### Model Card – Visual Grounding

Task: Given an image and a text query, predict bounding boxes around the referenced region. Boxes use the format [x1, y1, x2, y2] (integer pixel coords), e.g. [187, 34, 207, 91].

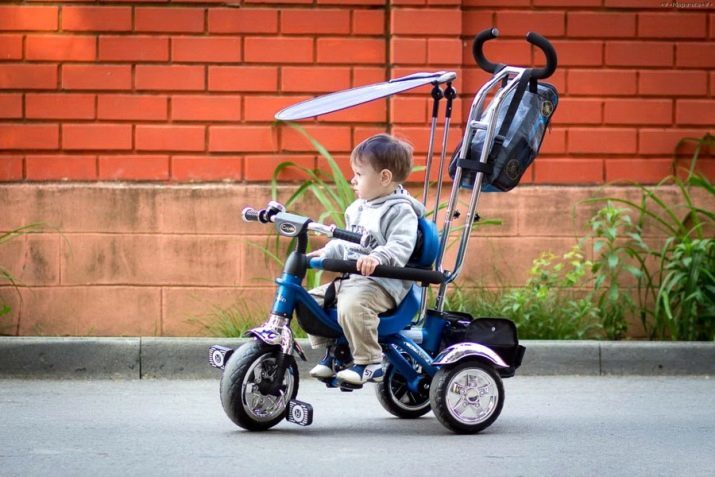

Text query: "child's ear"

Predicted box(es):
[380, 169, 393, 184]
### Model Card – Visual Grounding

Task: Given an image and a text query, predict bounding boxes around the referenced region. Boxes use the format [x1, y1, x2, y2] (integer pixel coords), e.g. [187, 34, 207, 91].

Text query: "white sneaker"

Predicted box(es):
[336, 363, 384, 385]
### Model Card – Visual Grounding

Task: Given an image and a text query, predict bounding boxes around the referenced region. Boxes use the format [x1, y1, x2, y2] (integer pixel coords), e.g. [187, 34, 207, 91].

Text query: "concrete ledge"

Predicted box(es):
[0, 337, 713, 379]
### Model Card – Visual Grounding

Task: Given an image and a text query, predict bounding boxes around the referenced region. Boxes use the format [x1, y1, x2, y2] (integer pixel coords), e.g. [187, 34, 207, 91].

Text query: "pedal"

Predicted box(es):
[339, 382, 363, 391]
[208, 345, 233, 370]
[286, 400, 313, 426]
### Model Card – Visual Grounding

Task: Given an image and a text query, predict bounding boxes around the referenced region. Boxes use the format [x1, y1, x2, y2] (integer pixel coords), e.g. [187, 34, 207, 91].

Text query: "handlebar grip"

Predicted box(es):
[526, 31, 558, 80]
[472, 28, 501, 74]
[332, 228, 363, 244]
[242, 207, 260, 222]
[321, 259, 446, 285]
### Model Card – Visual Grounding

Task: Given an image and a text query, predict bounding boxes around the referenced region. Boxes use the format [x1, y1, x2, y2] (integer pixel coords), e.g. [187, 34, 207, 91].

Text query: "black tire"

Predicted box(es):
[219, 340, 299, 431]
[429, 359, 504, 434]
[375, 363, 431, 419]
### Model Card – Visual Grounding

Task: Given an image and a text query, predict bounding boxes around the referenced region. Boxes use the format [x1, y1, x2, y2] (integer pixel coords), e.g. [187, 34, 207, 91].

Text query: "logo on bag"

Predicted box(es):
[505, 158, 520, 180]
[541, 100, 554, 118]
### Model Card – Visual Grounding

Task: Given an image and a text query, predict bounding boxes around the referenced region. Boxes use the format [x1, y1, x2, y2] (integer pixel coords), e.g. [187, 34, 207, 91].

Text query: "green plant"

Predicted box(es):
[498, 247, 601, 340]
[587, 133, 715, 340]
[191, 299, 307, 339]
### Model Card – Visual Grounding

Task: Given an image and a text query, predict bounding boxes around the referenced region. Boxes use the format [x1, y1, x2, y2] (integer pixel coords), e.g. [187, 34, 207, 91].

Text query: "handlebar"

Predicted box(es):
[320, 259, 446, 285]
[472, 28, 557, 80]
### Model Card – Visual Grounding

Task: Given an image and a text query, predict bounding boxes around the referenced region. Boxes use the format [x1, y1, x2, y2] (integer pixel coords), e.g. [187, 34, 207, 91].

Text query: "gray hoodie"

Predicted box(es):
[322, 186, 426, 304]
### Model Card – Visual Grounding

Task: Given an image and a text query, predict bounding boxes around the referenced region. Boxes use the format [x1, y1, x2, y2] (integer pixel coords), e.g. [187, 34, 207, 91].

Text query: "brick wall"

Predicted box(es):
[0, 1, 712, 184]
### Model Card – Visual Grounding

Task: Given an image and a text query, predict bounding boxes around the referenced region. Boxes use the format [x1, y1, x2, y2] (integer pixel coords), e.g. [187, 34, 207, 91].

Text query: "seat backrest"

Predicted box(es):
[407, 217, 440, 268]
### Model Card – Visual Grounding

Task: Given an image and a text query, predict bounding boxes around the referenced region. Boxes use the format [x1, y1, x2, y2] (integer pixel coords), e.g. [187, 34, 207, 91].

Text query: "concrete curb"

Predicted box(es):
[0, 337, 713, 379]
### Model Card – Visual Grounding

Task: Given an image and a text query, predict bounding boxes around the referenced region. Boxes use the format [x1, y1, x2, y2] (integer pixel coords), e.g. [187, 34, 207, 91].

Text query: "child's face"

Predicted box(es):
[350, 159, 392, 201]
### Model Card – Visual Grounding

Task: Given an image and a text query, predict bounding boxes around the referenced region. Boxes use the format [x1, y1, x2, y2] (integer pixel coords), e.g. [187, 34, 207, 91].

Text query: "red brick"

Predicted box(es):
[172, 37, 242, 63]
[0, 94, 22, 119]
[569, 128, 637, 154]
[352, 9, 385, 35]
[391, 38, 426, 64]
[638, 13, 707, 39]
[0, 6, 58, 31]
[25, 155, 97, 181]
[208, 8, 278, 34]
[427, 38, 461, 65]
[534, 159, 603, 184]
[353, 67, 386, 86]
[461, 11, 494, 37]
[62, 64, 131, 91]
[568, 70, 637, 96]
[98, 94, 168, 120]
[0, 124, 59, 150]
[390, 96, 427, 124]
[605, 41, 673, 67]
[172, 156, 243, 181]
[244, 95, 311, 122]
[281, 66, 351, 93]
[468, 40, 532, 68]
[316, 153, 353, 182]
[25, 35, 96, 61]
[209, 126, 276, 153]
[135, 65, 205, 91]
[567, 12, 636, 38]
[26, 93, 95, 120]
[539, 128, 567, 154]
[135, 7, 204, 33]
[391, 9, 461, 35]
[676, 42, 715, 67]
[244, 154, 314, 181]
[676, 100, 715, 126]
[62, 6, 132, 32]
[0, 64, 57, 89]
[602, 0, 658, 6]
[550, 41, 603, 67]
[639, 128, 711, 155]
[0, 156, 23, 181]
[99, 155, 170, 180]
[244, 37, 313, 64]
[280, 124, 351, 152]
[281, 9, 350, 34]
[0, 35, 23, 60]
[208, 66, 278, 92]
[555, 98, 602, 125]
[317, 37, 385, 64]
[135, 125, 206, 152]
[605, 158, 674, 184]
[99, 36, 169, 62]
[171, 95, 241, 122]
[495, 11, 565, 37]
[317, 0, 383, 4]
[638, 70, 708, 97]
[63, 124, 132, 151]
[604, 99, 672, 125]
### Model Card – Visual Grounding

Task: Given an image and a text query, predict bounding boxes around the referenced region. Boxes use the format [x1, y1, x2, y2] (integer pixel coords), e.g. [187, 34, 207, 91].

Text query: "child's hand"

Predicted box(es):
[356, 255, 380, 276]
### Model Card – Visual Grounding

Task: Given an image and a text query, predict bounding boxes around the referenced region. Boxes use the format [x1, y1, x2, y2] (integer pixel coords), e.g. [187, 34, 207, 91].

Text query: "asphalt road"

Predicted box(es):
[1, 376, 713, 477]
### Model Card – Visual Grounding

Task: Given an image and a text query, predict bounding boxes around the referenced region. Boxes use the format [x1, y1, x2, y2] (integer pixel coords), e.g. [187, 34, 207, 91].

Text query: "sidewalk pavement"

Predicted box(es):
[0, 337, 713, 379]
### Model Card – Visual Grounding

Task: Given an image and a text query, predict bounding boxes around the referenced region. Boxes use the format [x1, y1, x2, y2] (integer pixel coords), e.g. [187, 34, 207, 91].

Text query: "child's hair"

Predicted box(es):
[351, 134, 413, 183]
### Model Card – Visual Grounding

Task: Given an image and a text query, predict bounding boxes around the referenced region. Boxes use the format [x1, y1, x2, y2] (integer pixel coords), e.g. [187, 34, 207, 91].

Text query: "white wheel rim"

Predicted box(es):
[445, 367, 499, 425]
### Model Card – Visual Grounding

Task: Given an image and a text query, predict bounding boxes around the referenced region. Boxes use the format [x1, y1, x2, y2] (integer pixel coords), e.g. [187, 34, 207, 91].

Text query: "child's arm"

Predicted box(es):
[368, 204, 418, 268]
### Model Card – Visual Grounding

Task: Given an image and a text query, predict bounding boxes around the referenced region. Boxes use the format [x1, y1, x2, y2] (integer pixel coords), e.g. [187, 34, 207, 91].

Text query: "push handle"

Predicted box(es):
[472, 28, 502, 74]
[331, 228, 363, 244]
[472, 28, 558, 80]
[321, 259, 446, 285]
[526, 31, 557, 80]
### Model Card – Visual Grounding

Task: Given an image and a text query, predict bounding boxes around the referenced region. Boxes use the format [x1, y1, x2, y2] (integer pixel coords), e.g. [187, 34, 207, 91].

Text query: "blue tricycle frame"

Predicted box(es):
[209, 28, 556, 434]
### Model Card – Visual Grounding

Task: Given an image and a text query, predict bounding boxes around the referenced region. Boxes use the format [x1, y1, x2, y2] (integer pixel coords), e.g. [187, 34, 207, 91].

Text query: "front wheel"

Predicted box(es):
[429, 360, 504, 434]
[219, 340, 299, 431]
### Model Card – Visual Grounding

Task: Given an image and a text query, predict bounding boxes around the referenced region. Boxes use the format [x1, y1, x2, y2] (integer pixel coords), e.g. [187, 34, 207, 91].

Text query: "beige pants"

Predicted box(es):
[308, 276, 395, 365]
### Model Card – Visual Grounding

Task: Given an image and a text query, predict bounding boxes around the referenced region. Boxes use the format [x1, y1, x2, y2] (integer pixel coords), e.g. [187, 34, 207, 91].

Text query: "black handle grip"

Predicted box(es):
[242, 207, 260, 222]
[321, 259, 446, 285]
[526, 31, 557, 80]
[332, 228, 363, 244]
[472, 28, 501, 74]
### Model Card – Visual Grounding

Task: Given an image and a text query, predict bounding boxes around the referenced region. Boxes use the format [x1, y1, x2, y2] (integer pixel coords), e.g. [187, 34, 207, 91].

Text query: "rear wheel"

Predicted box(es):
[429, 360, 504, 434]
[375, 357, 431, 419]
[220, 340, 298, 431]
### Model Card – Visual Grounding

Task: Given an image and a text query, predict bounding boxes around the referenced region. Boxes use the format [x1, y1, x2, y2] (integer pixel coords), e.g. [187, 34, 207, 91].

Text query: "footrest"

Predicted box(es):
[286, 400, 313, 426]
[339, 382, 363, 391]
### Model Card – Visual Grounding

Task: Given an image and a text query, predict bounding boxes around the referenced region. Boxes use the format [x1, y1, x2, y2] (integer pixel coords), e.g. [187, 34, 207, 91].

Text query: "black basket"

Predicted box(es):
[441, 312, 525, 376]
